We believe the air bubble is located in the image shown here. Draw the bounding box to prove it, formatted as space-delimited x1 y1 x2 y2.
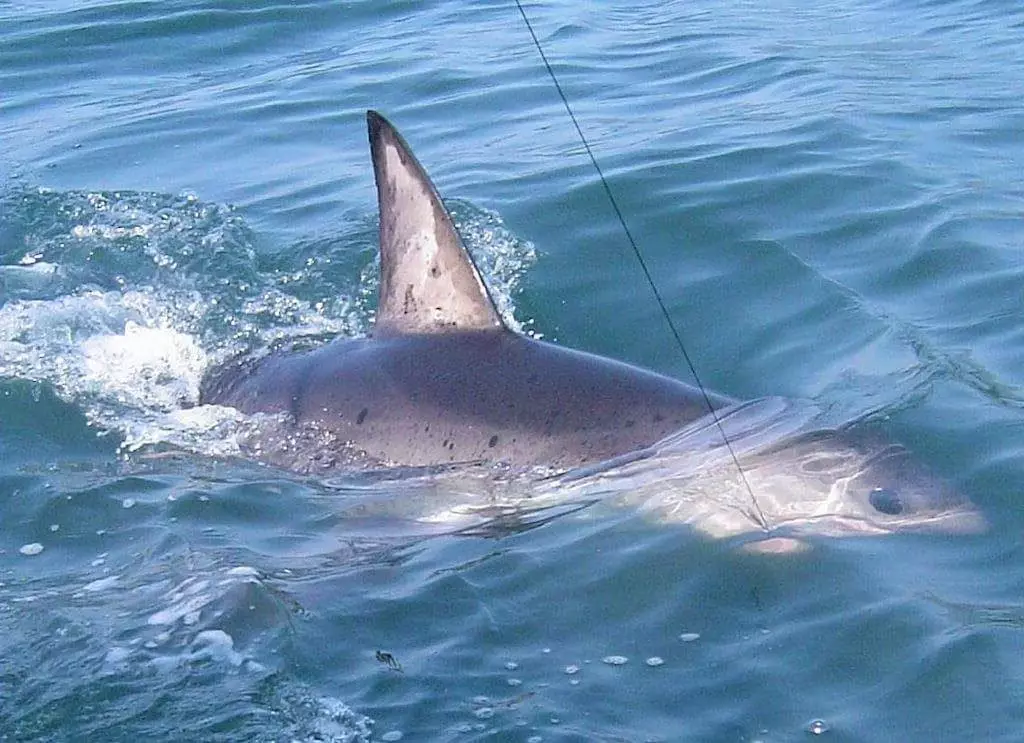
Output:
807 719 829 735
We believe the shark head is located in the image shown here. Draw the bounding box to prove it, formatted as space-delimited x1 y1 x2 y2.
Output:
549 398 984 544
740 427 985 538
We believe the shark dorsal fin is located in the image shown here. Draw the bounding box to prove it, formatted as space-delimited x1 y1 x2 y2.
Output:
367 110 505 336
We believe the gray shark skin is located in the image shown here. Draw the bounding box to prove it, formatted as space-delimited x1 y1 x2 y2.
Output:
203 331 728 471
200 111 982 539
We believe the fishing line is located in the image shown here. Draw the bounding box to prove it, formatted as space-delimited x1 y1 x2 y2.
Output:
513 1 769 531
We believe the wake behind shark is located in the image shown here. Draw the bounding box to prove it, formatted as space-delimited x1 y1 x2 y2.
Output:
200 111 982 540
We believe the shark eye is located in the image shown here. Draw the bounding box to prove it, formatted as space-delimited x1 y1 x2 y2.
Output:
869 487 903 516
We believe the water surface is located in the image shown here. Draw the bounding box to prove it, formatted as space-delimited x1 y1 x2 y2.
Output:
2 1 1024 740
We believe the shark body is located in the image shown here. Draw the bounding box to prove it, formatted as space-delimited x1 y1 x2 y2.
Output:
200 111 981 539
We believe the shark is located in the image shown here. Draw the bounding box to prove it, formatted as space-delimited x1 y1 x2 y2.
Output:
199 111 982 541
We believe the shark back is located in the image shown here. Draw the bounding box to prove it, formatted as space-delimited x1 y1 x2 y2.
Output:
200 112 726 472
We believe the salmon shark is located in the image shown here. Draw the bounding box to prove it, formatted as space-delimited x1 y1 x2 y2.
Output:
199 111 982 540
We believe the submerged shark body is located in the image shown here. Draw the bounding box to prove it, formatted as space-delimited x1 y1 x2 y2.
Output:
200 111 981 539
550 397 982 541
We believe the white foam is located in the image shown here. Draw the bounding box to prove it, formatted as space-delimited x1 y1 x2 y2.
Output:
224 566 261 578
81 320 207 411
71 223 152 240
190 629 243 667
148 578 213 626
103 646 132 671
118 404 249 457
301 696 374 742
82 575 119 592
0 287 220 455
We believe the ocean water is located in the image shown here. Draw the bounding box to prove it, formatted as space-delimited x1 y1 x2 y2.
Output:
2 0 1024 740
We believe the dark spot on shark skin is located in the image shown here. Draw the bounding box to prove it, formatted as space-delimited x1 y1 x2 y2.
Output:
356 408 368 425
488 435 499 448
448 441 455 451
625 419 636 428
403 284 416 315
653 412 664 423
430 265 440 277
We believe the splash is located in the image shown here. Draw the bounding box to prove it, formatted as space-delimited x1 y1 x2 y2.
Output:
0 187 538 461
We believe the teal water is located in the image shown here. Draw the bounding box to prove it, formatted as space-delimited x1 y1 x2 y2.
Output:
3 1 1024 740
